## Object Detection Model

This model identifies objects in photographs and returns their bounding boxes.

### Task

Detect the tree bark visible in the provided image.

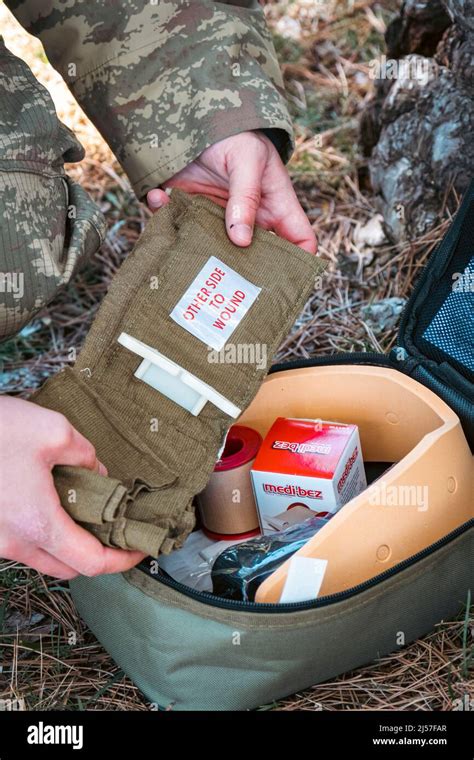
[360,0,474,242]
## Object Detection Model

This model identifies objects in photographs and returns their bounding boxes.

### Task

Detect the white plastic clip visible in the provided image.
[117,332,241,418]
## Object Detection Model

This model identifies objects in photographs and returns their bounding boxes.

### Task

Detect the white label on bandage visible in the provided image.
[170,256,261,350]
[279,557,328,603]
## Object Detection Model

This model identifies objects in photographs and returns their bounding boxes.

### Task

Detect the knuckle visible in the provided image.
[75,438,97,468]
[83,440,97,462]
[51,413,75,448]
[241,188,261,208]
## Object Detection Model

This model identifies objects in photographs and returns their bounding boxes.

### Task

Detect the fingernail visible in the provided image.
[230,223,253,245]
[98,462,108,477]
[147,191,163,209]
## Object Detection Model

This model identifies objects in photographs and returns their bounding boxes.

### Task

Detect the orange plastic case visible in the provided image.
[234,365,473,603]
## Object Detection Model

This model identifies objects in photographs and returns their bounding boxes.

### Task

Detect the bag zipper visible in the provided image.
[137,519,472,614]
[269,351,389,375]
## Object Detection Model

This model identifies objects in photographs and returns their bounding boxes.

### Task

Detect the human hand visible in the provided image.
[147,131,317,254]
[0,397,145,579]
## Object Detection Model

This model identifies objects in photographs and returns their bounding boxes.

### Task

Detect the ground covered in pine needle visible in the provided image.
[0,0,472,711]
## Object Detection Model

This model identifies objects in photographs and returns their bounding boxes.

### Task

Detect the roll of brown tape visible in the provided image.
[197,425,262,539]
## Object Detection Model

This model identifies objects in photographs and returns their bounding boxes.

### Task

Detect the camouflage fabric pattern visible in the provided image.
[0,39,106,341]
[1,1,292,340]
[6,0,294,198]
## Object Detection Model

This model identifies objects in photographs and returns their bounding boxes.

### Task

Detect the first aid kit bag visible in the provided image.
[65,184,473,711]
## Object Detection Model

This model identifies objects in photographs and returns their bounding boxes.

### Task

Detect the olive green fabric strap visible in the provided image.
[52,465,185,555]
[32,190,327,556]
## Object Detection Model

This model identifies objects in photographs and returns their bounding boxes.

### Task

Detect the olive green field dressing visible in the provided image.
[32,190,327,556]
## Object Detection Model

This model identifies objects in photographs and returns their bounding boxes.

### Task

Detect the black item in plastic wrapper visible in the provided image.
[211,515,331,601]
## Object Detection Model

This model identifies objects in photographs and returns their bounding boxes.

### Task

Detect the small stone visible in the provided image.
[354,214,387,248]
[362,297,407,333]
[276,16,302,41]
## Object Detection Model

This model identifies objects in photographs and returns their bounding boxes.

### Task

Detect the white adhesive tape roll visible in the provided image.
[197,425,262,539]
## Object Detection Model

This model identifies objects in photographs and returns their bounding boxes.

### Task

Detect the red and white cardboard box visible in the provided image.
[251,417,367,534]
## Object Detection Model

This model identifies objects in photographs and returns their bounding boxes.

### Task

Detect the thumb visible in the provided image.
[225,143,266,247]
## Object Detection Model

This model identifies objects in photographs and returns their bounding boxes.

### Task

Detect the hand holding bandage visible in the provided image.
[147,131,318,254]
[32,190,327,558]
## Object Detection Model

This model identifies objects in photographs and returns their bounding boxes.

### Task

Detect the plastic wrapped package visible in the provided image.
[157,530,247,593]
[211,515,332,601]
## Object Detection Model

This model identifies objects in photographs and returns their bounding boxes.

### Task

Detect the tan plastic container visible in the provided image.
[234,365,473,603]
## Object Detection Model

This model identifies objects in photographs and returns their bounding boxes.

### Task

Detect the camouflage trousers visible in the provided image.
[0,39,106,342]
